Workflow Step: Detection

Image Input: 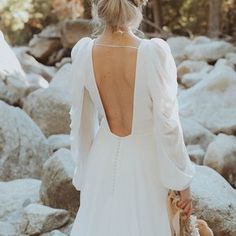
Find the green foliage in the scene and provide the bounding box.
[1,0,235,45]
[178,0,209,35]
[159,0,209,35]
[0,0,54,45]
[83,0,92,18]
[145,0,235,37]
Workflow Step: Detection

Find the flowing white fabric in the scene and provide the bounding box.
[68,37,99,191]
[68,36,197,236]
[68,36,196,192]
[147,38,196,190]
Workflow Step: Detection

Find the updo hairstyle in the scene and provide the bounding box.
[91,0,148,36]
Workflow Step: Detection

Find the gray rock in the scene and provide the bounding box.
[0,179,41,228]
[23,86,71,137]
[185,37,234,61]
[20,203,70,235]
[204,133,236,188]
[187,144,205,165]
[55,58,71,69]
[0,221,17,236]
[25,73,49,94]
[40,230,67,236]
[40,148,80,216]
[0,71,29,106]
[28,37,62,64]
[61,19,93,48]
[192,165,236,236]
[177,60,213,87]
[181,117,215,150]
[0,101,49,181]
[179,64,236,135]
[37,24,61,39]
[181,71,208,88]
[225,52,236,65]
[0,31,29,106]
[215,58,235,69]
[47,134,70,153]
[166,36,192,64]
[177,60,213,79]
[49,63,71,89]
[13,46,56,82]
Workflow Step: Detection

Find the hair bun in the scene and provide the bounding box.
[91,0,147,35]
[131,0,148,7]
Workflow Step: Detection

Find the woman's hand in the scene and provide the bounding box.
[177,187,193,220]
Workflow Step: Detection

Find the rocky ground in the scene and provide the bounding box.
[0,23,236,235]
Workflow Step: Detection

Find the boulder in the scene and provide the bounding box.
[0,31,29,106]
[214,57,235,69]
[25,73,49,94]
[0,101,49,181]
[181,71,209,88]
[0,70,29,106]
[185,37,235,61]
[181,117,215,150]
[50,63,71,89]
[177,60,213,87]
[20,203,70,235]
[0,179,41,228]
[23,86,71,137]
[28,37,62,65]
[0,221,17,236]
[40,148,80,216]
[23,62,72,137]
[225,52,236,65]
[192,165,236,236]
[55,57,71,69]
[61,19,93,48]
[36,24,61,39]
[166,36,192,64]
[40,230,67,236]
[179,64,236,135]
[191,36,212,44]
[204,133,236,188]
[47,134,70,153]
[187,144,205,165]
[13,46,56,82]
[177,60,213,78]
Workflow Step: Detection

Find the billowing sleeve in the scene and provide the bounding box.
[148,38,196,191]
[68,38,99,191]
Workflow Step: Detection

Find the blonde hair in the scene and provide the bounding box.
[91,0,148,37]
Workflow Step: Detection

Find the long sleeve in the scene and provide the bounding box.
[68,37,99,191]
[148,38,196,191]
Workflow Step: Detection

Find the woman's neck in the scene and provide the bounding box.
[98,26,138,42]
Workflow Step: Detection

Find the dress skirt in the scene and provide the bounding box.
[70,118,172,236]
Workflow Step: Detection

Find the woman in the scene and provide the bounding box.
[69,0,196,235]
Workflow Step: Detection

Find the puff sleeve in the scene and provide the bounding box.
[68,38,99,191]
[148,38,196,191]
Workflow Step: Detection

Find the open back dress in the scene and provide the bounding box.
[68,36,196,236]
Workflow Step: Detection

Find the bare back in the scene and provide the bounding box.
[91,38,143,137]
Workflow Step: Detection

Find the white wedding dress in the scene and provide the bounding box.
[68,36,196,236]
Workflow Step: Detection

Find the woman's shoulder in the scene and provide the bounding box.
[146,37,171,54]
[71,36,92,61]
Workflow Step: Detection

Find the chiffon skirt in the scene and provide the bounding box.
[70,119,172,236]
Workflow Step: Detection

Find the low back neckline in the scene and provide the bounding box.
[89,37,145,139]
[93,37,145,50]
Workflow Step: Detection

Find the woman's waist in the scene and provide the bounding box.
[99,117,154,140]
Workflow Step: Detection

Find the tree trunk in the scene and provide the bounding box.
[152,0,163,31]
[232,0,236,41]
[208,0,222,38]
